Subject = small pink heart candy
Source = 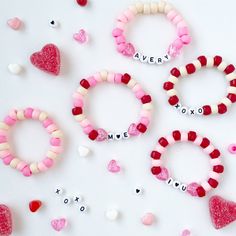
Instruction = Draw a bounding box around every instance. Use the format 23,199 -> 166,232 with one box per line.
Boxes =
155,167 -> 169,181
122,43 -> 135,57
181,229 -> 191,236
141,212 -> 155,226
128,123 -> 139,136
7,17 -> 22,30
96,128 -> 108,142
187,182 -> 200,196
73,29 -> 88,44
51,218 -> 67,232
107,160 -> 120,173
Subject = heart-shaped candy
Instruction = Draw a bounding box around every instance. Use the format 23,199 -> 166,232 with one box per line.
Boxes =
51,218 -> 67,232
122,43 -> 135,57
107,160 -> 120,173
30,44 -> 61,76
96,129 -> 107,141
209,195 -> 236,229
128,123 -> 139,136
187,182 -> 200,197
155,167 -> 169,181
8,64 -> 23,75
78,145 -> 90,157
0,204 -> 12,235
29,200 -> 42,213
7,17 -> 22,30
73,29 -> 88,44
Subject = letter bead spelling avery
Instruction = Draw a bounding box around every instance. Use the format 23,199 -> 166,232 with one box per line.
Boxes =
163,56 -> 236,116
112,1 -> 191,65
151,130 -> 224,197
72,71 -> 153,142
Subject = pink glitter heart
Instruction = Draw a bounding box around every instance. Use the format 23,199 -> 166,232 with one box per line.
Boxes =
187,182 -> 200,196
128,123 -> 139,136
7,17 -> 22,30
107,160 -> 120,173
96,128 -> 108,141
122,43 -> 135,57
0,205 -> 12,235
51,218 -> 67,232
73,29 -> 88,44
155,167 -> 169,181
181,229 -> 191,236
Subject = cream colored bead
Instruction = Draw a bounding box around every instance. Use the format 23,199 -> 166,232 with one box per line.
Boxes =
135,2 -> 144,13
39,112 -> 48,121
75,114 -> 86,122
129,4 -> 138,15
46,151 -> 59,160
168,75 -> 178,84
210,104 -> 218,114
164,3 -> 173,13
192,60 -> 202,70
142,103 -> 153,110
221,97 -> 232,107
10,158 -> 21,168
167,89 -> 177,96
51,130 -> 63,138
143,3 -> 151,14
30,163 -> 40,174
0,122 -> 9,130
77,86 -> 88,96
226,72 -> 236,81
206,57 -> 214,67
100,70 -> 108,81
127,79 -> 137,88
179,66 -> 188,77
16,109 -> 25,120
217,61 -> 228,71
227,86 -> 236,94
158,0 -> 166,13
150,2 -> 158,14
0,143 -> 10,151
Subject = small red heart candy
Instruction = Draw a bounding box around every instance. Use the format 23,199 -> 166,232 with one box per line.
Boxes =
30,44 -> 61,76
0,204 -> 12,235
29,200 -> 42,213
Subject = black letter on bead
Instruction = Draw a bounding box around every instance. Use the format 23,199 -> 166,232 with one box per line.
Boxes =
175,104 -> 180,109
181,185 -> 187,191
190,109 -> 195,115
74,197 -> 80,202
181,108 -> 187,114
56,189 -> 60,194
108,134 -> 114,140
134,52 -> 140,60
123,132 -> 129,138
157,58 -> 162,63
64,199 -> 69,204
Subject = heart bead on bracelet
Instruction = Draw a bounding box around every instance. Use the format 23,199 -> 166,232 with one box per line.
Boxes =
150,130 -> 224,198
163,55 -> 236,116
0,108 -> 64,177
72,71 -> 153,142
112,1 -> 191,65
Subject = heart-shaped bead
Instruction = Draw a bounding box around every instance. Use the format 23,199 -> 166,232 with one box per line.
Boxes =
122,43 -> 135,57
51,218 -> 67,232
30,44 -> 61,76
96,129 -> 107,141
0,204 -> 12,235
209,195 -> 236,229
187,182 -> 200,197
155,167 -> 169,181
73,29 -> 88,44
128,123 -> 139,136
107,160 -> 120,173
7,17 -> 22,30
8,64 -> 23,75
78,145 -> 90,157
29,200 -> 42,213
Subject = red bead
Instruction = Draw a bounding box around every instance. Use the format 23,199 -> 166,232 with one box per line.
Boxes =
172,130 -> 181,141
197,56 -> 207,66
208,178 -> 219,188
137,123 -> 147,133
186,63 -> 196,74
72,107 -> 82,115
158,137 -> 168,147
168,95 -> 179,105
151,166 -> 161,175
224,64 -> 235,74
230,79 -> 236,87
80,79 -> 90,89
29,200 -> 42,212
151,151 -> 161,160
188,131 -> 197,142
121,73 -> 131,84
76,0 -> 88,6
88,130 -> 98,140
213,165 -> 224,173
218,103 -> 227,114
227,93 -> 236,103
196,186 -> 206,197
210,149 -> 221,159
200,138 -> 210,148
170,67 -> 181,77
163,82 -> 174,91
203,105 -> 212,115
214,56 -> 222,66
141,95 -> 152,104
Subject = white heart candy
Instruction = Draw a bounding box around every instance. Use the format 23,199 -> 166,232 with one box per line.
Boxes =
78,145 -> 90,157
8,64 -> 22,75
105,209 -> 119,221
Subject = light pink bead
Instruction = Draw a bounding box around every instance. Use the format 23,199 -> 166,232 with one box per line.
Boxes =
3,155 -> 14,165
24,108 -> 34,119
73,92 -> 84,100
181,229 -> 191,236
8,109 -> 17,120
116,35 -> 126,45
210,158 -> 222,166
87,76 -> 97,87
173,38 -> 183,49
114,73 -> 122,83
16,161 -> 27,171
94,72 -> 102,82
50,138 -> 61,146
124,9 -> 135,21
0,130 -> 8,136
140,117 -> 150,126
180,35 -> 191,44
22,165 -> 32,177
73,98 -> 84,107
155,145 -> 166,154
152,160 -> 162,166
46,124 -> 57,133
112,28 -> 123,37
43,118 -> 53,128
4,116 -> 16,126
141,213 -> 155,226
117,43 -> 126,53
209,171 -> 220,180
0,136 -> 7,143
172,15 -> 182,25
0,150 -> 11,158
167,10 -> 178,21
83,125 -> 93,134
117,13 -> 128,23
180,132 -> 188,141
135,89 -> 145,99
51,146 -> 63,154
116,21 -> 126,30
178,27 -> 189,37
228,143 -> 236,154
43,158 -> 54,168
107,73 -> 115,83
177,20 -> 187,28
32,109 -> 41,119
165,135 -> 176,145
37,162 -> 48,172
201,181 -> 212,192
80,119 -> 91,128
133,84 -> 141,92
140,110 -> 151,119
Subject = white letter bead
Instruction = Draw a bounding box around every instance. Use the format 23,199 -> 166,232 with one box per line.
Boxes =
173,181 -> 181,189
163,54 -> 171,62
55,187 -> 64,195
79,205 -> 88,212
140,55 -> 148,63
166,177 -> 173,185
63,197 -> 72,205
180,184 -> 187,192
122,131 -> 130,139
74,195 -> 83,203
196,107 -> 203,115
156,57 -> 163,65
174,103 -> 181,110
115,133 -> 122,140
180,107 -> 188,114
107,133 -> 115,141
188,108 -> 195,115
133,52 -> 141,60
148,56 -> 156,64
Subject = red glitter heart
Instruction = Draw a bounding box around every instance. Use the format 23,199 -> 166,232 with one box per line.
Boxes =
0,204 -> 12,235
209,195 -> 236,229
29,200 -> 42,213
30,44 -> 60,76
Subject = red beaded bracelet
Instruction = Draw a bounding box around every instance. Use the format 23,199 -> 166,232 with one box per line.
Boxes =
150,130 -> 224,198
163,55 -> 236,116
72,71 -> 153,141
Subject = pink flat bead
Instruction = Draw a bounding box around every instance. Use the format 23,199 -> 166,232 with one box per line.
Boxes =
22,165 -> 32,177
37,162 -> 48,172
0,150 -> 11,158
32,109 -> 41,119
0,136 -> 7,143
181,35 -> 191,45
3,155 -> 14,165
83,125 -> 93,134
117,43 -> 126,53
116,35 -> 126,45
177,20 -> 187,28
140,117 -> 150,126
124,9 -> 135,21
112,28 -> 123,37
173,15 -> 182,25
107,73 -> 115,83
16,161 -> 27,171
73,92 -> 84,100
73,98 -> 84,107
135,90 -> 145,99
114,73 -> 122,83
228,144 -> 236,154
87,76 -> 97,87
178,27 -> 189,37
0,130 -> 8,136
47,124 -> 57,133
8,109 -> 17,120
4,116 -> 16,126
116,21 -> 126,30
24,108 -> 34,119
167,10 -> 178,21
94,72 -> 102,82
51,146 -> 63,154
117,13 -> 128,23
43,118 -> 53,128
43,158 -> 54,168
181,229 -> 191,236
133,84 -> 142,92
140,110 -> 152,119
80,119 -> 91,128
50,138 -> 61,146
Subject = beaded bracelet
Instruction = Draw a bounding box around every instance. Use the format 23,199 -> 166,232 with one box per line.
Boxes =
163,55 -> 236,116
112,1 -> 191,65
72,71 -> 153,141
150,130 -> 224,198
0,108 -> 63,177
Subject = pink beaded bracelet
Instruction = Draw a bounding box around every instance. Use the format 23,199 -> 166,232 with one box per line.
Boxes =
150,130 -> 224,198
72,71 -> 153,141
0,108 -> 63,177
164,55 -> 236,116
112,1 -> 191,65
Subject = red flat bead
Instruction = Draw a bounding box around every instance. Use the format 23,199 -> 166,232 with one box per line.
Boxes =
218,103 -> 227,114
76,0 -> 88,6
80,79 -> 90,89
210,149 -> 221,159
224,64 -> 235,74
203,105 -> 212,115
163,82 -> 174,91
141,95 -> 152,104
151,166 -> 161,175
172,130 -> 181,141
150,151 -> 161,160
208,178 -> 219,188
168,95 -> 179,105
186,63 -> 196,74
197,56 -> 207,66
227,93 -> 236,103
200,137 -> 210,148
196,186 -> 206,197
188,131 -> 197,141
88,130 -> 98,140
72,107 -> 82,115
137,123 -> 147,133
230,79 -> 236,87
170,67 -> 181,77
158,137 -> 168,147
121,73 -> 131,84
214,56 -> 222,66
213,165 -> 224,173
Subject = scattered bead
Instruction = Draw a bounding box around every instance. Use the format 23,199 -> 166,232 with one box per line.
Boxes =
63,197 -> 72,205
73,29 -> 89,44
107,160 -> 121,173
7,17 -> 22,30
228,144 -> 236,154
105,209 -> 119,221
141,212 -> 155,226
181,229 -> 191,236
0,205 -> 12,235
78,145 -> 90,157
51,218 -> 67,232
49,20 -> 59,28
29,200 -> 42,213
55,187 -> 64,195
73,195 -> 83,203
79,205 -> 88,213
8,64 -> 23,75
76,0 -> 88,7
134,187 -> 143,196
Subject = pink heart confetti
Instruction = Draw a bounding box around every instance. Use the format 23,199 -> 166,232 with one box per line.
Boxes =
187,182 -> 200,197
122,43 -> 135,57
128,123 -> 139,136
73,29 -> 88,44
107,160 -> 120,173
96,128 -> 108,141
0,204 -> 12,235
181,229 -> 191,236
155,167 -> 169,181
51,218 -> 67,232
7,17 -> 22,30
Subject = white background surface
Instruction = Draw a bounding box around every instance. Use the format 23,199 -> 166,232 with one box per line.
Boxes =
0,0 -> 236,235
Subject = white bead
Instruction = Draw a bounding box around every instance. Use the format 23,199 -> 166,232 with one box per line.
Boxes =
39,112 -> 48,121
105,209 -> 119,221
100,70 -> 108,81
166,177 -> 173,185
179,66 -> 188,76
63,197 -> 72,205
107,133 -> 115,141
134,186 -> 143,195
180,184 -> 187,192
221,97 -> 232,107
150,2 -> 158,14
55,187 -> 64,195
140,55 -> 148,63
217,61 -> 228,71
181,132 -> 188,141
164,3 -> 173,13
226,72 -> 236,81
17,109 -> 25,120
0,122 -> 9,130
143,3 -> 151,14
168,75 -> 178,84
167,89 -> 177,96
8,63 -> 23,75
135,2 -> 144,13
206,57 -> 214,67
0,143 -> 10,151
173,181 -> 181,189
156,57 -> 163,65
74,114 -> 85,122
122,131 -> 129,139
78,145 -> 90,157
77,86 -> 88,95
79,205 -> 88,213
129,5 -> 138,15
174,103 -> 181,110
180,107 -> 188,115
210,158 -> 222,166
158,0 -> 166,12
133,52 -> 141,60
147,56 -> 156,64
142,103 -> 153,110
204,144 -> 215,154
210,104 -> 218,114
115,133 -> 122,140
196,107 -> 203,115
192,60 -> 202,70
74,195 -> 83,203
188,108 -> 196,115
163,54 -> 171,62
228,86 -> 236,94
127,79 -> 136,88
49,20 -> 59,28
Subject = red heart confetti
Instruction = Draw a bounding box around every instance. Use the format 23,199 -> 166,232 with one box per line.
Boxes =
209,195 -> 236,229
29,200 -> 42,213
0,204 -> 12,235
30,44 -> 61,76
76,0 -> 88,7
